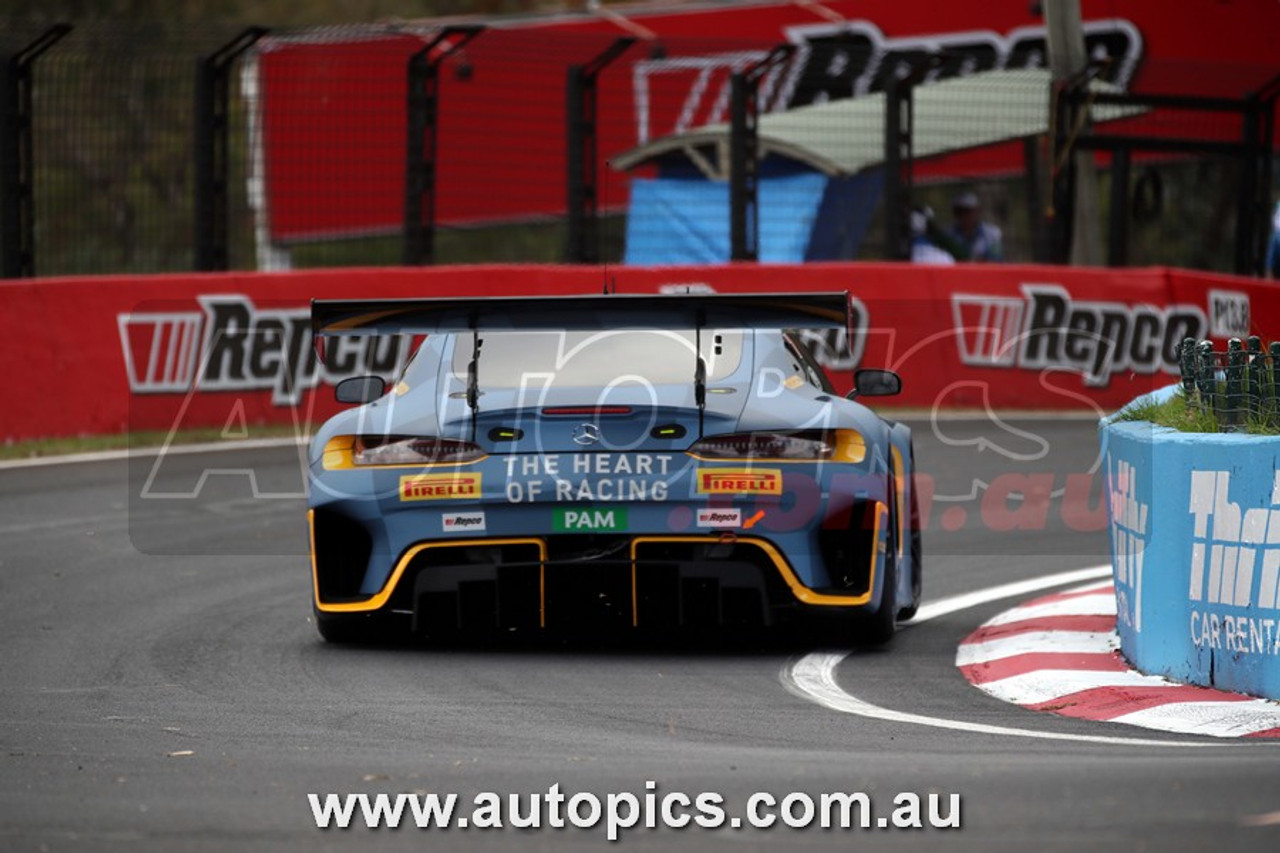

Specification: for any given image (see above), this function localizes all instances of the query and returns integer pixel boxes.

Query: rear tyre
[854,549,897,645]
[855,455,900,646]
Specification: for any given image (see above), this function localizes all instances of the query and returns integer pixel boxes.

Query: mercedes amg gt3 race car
[306,293,921,644]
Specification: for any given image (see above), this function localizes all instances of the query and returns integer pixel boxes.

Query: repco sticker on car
[399,474,482,501]
[442,512,486,532]
[554,508,627,531]
[696,468,782,495]
[697,508,742,528]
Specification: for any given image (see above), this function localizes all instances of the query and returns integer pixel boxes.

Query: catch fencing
[1180,337,1280,432]
[0,13,1276,277]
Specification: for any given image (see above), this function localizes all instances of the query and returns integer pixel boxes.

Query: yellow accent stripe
[311,524,888,617]
[308,509,320,608]
[891,446,905,563]
[868,501,886,591]
[313,534,547,613]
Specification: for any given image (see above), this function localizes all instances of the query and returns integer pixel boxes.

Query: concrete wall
[1103,408,1280,700]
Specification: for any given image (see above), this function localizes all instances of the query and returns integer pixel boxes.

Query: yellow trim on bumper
[310,516,889,619]
[891,445,905,563]
[310,515,547,618]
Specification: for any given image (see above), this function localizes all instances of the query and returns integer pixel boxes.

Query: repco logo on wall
[633,19,1141,142]
[117,295,411,405]
[951,284,1215,387]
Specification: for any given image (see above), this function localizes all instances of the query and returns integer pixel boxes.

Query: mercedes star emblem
[572,423,603,446]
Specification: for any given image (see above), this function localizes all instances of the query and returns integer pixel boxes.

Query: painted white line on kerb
[0,437,309,471]
[783,652,1205,747]
[1108,701,1280,738]
[781,565,1226,747]
[955,630,1117,667]
[976,669,1175,706]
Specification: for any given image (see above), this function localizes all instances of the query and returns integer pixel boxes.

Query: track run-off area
[2,418,1278,852]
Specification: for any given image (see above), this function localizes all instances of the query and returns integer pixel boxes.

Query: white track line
[1049,578,1116,595]
[784,650,1211,748]
[0,437,309,470]
[781,565,1228,747]
[980,592,1117,626]
[905,565,1112,624]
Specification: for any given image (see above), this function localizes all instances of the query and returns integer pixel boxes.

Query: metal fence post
[1246,336,1263,419]
[1047,79,1078,265]
[1196,340,1215,413]
[1234,96,1261,276]
[194,27,267,272]
[1236,76,1279,276]
[1225,337,1244,429]
[0,24,71,279]
[728,73,754,262]
[1023,137,1051,264]
[1179,337,1196,397]
[1270,341,1280,420]
[729,45,792,263]
[882,75,909,262]
[403,26,483,267]
[883,57,941,262]
[564,37,634,265]
[1107,147,1131,267]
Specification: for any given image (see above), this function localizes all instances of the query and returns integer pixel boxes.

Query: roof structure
[611,68,1144,178]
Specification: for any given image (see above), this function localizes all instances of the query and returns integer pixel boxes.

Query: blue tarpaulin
[623,159,882,265]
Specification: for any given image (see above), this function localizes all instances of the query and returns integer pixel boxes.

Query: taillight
[323,435,484,469]
[688,429,865,462]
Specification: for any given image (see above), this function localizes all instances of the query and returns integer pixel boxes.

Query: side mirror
[849,368,902,398]
[335,376,386,404]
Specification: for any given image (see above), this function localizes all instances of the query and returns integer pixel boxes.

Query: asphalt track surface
[2,419,1278,852]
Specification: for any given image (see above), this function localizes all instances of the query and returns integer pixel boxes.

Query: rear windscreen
[449,329,745,388]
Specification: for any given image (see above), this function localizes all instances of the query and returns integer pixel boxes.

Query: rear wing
[312,291,854,442]
[310,292,851,337]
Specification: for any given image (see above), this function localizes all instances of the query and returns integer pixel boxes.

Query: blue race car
[307,293,921,644]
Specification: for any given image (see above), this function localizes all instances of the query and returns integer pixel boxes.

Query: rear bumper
[310,506,889,631]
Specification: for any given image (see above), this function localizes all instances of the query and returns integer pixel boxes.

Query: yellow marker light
[833,430,866,464]
[322,435,355,470]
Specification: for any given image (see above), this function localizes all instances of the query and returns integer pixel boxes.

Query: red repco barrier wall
[2,263,1276,443]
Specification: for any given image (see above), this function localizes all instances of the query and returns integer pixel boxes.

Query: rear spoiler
[312,291,853,443]
[310,292,851,337]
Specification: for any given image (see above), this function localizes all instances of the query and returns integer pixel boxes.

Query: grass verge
[1114,390,1280,435]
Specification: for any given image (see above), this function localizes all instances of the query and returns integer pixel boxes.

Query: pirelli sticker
[399,473,482,502]
[696,468,782,495]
